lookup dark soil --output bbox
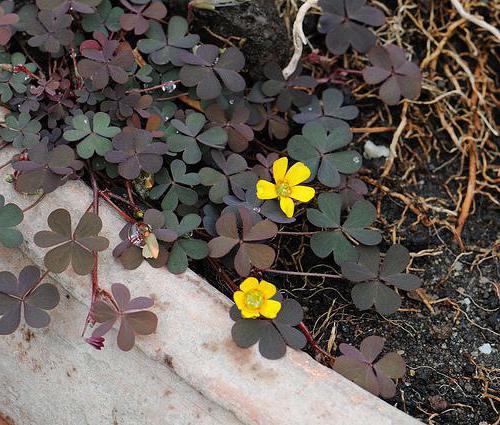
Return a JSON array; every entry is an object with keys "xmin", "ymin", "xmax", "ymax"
[
  {"xmin": 193, "ymin": 1, "xmax": 292, "ymax": 80},
  {"xmin": 186, "ymin": 2, "xmax": 499, "ymax": 424}
]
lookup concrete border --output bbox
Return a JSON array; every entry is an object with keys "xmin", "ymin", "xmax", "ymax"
[{"xmin": 0, "ymin": 148, "xmax": 419, "ymax": 424}]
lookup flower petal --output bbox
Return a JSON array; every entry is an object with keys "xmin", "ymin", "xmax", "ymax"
[
  {"xmin": 290, "ymin": 185, "xmax": 315, "ymax": 202},
  {"xmin": 241, "ymin": 308, "xmax": 260, "ymax": 318},
  {"xmin": 233, "ymin": 291, "xmax": 246, "ymax": 310},
  {"xmin": 240, "ymin": 277, "xmax": 259, "ymax": 292},
  {"xmin": 273, "ymin": 157, "xmax": 288, "ymax": 182},
  {"xmin": 260, "ymin": 299, "xmax": 282, "ymax": 319},
  {"xmin": 256, "ymin": 180, "xmax": 278, "ymax": 200},
  {"xmin": 259, "ymin": 280, "xmax": 277, "ymax": 299},
  {"xmin": 286, "ymin": 162, "xmax": 311, "ymax": 186},
  {"xmin": 279, "ymin": 196, "xmax": 295, "ymax": 218}
]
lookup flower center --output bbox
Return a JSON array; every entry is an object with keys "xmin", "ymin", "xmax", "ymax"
[
  {"xmin": 276, "ymin": 182, "xmax": 291, "ymax": 197},
  {"xmin": 245, "ymin": 289, "xmax": 264, "ymax": 309}
]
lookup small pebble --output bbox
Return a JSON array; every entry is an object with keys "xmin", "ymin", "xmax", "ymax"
[
  {"xmin": 363, "ymin": 140, "xmax": 390, "ymax": 159},
  {"xmin": 460, "ymin": 298, "xmax": 471, "ymax": 307},
  {"xmin": 478, "ymin": 343, "xmax": 493, "ymax": 355}
]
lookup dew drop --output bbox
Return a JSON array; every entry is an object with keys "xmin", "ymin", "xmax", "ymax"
[
  {"xmin": 353, "ymin": 156, "xmax": 360, "ymax": 163},
  {"xmin": 162, "ymin": 81, "xmax": 177, "ymax": 93},
  {"xmin": 228, "ymin": 99, "xmax": 235, "ymax": 105}
]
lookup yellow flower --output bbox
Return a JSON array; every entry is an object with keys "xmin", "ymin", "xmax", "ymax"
[
  {"xmin": 233, "ymin": 277, "xmax": 282, "ymax": 319},
  {"xmin": 256, "ymin": 157, "xmax": 315, "ymax": 218}
]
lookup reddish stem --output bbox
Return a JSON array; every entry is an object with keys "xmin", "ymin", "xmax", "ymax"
[
  {"xmin": 22, "ymin": 194, "xmax": 45, "ymax": 213},
  {"xmin": 98, "ymin": 190, "xmax": 136, "ymax": 224},
  {"xmin": 298, "ymin": 322, "xmax": 336, "ymax": 362},
  {"xmin": 90, "ymin": 171, "xmax": 100, "ymax": 304},
  {"xmin": 207, "ymin": 257, "xmax": 239, "ymax": 292},
  {"xmin": 125, "ymin": 180, "xmax": 137, "ymax": 207}
]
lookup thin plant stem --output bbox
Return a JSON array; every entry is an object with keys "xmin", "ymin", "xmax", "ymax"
[
  {"xmin": 90, "ymin": 171, "xmax": 100, "ymax": 304},
  {"xmin": 22, "ymin": 194, "xmax": 46, "ymax": 213},
  {"xmin": 127, "ymin": 80, "xmax": 180, "ymax": 94},
  {"xmin": 277, "ymin": 231, "xmax": 318, "ymax": 236},
  {"xmin": 125, "ymin": 180, "xmax": 137, "ymax": 208},
  {"xmin": 103, "ymin": 190, "xmax": 141, "ymax": 213},
  {"xmin": 82, "ymin": 170, "xmax": 102, "ymax": 336},
  {"xmin": 0, "ymin": 158, "xmax": 12, "ymax": 170},
  {"xmin": 98, "ymin": 190, "xmax": 136, "ymax": 223},
  {"xmin": 207, "ymin": 257, "xmax": 239, "ymax": 292},
  {"xmin": 298, "ymin": 322, "xmax": 336, "ymax": 362},
  {"xmin": 263, "ymin": 269, "xmax": 343, "ymax": 279}
]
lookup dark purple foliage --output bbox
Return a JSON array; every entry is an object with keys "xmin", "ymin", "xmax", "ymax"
[
  {"xmin": 261, "ymin": 62, "xmax": 317, "ymax": 112},
  {"xmin": 341, "ymin": 245, "xmax": 422, "ymax": 315},
  {"xmin": 318, "ymin": 0, "xmax": 385, "ymax": 54},
  {"xmin": 205, "ymin": 104, "xmax": 254, "ymax": 153},
  {"xmin": 119, "ymin": 0, "xmax": 167, "ymax": 35},
  {"xmin": 105, "ymin": 127, "xmax": 168, "ymax": 180},
  {"xmin": 208, "ymin": 208, "xmax": 278, "ymax": 277},
  {"xmin": 13, "ymin": 142, "xmax": 83, "ymax": 194},
  {"xmin": 91, "ymin": 283, "xmax": 158, "ymax": 351},
  {"xmin": 27, "ymin": 11, "xmax": 74, "ymax": 53},
  {"xmin": 363, "ymin": 44, "xmax": 422, "ymax": 105},
  {"xmin": 179, "ymin": 45, "xmax": 246, "ymax": 100},
  {"xmin": 78, "ymin": 32, "xmax": 135, "ymax": 90},
  {"xmin": 0, "ymin": 266, "xmax": 59, "ymax": 334},
  {"xmin": 0, "ymin": 3, "xmax": 18, "ymax": 46},
  {"xmin": 101, "ymin": 85, "xmax": 152, "ymax": 120},
  {"xmin": 334, "ymin": 335, "xmax": 406, "ymax": 398},
  {"xmin": 34, "ymin": 209, "xmax": 109, "ymax": 275},
  {"xmin": 230, "ymin": 296, "xmax": 306, "ymax": 360}
]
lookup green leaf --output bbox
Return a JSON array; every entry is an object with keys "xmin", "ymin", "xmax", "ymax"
[
  {"xmin": 343, "ymin": 200, "xmax": 377, "ymax": 230},
  {"xmin": 167, "ymin": 242, "xmax": 188, "ymax": 274},
  {"xmin": 93, "ymin": 112, "xmax": 120, "ymax": 137},
  {"xmin": 307, "ymin": 192, "xmax": 342, "ymax": 228},
  {"xmin": 0, "ymin": 196, "xmax": 24, "ymax": 248},
  {"xmin": 77, "ymin": 136, "xmax": 112, "ymax": 159},
  {"xmin": 72, "ymin": 114, "xmax": 92, "ymax": 133},
  {"xmin": 310, "ymin": 231, "xmax": 357, "ymax": 264}
]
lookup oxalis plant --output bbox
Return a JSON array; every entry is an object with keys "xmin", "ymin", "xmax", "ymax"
[{"xmin": 0, "ymin": 0, "xmax": 423, "ymax": 399}]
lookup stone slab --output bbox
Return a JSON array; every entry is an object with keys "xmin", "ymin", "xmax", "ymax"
[{"xmin": 0, "ymin": 147, "xmax": 420, "ymax": 425}]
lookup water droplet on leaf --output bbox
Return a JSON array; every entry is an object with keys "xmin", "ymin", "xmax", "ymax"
[{"xmin": 162, "ymin": 81, "xmax": 177, "ymax": 93}]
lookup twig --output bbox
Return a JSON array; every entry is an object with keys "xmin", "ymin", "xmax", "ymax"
[
  {"xmin": 282, "ymin": 0, "xmax": 318, "ymax": 79},
  {"xmin": 298, "ymin": 322, "xmax": 336, "ymax": 362},
  {"xmin": 381, "ymin": 101, "xmax": 409, "ymax": 178},
  {"xmin": 277, "ymin": 231, "xmax": 317, "ymax": 236},
  {"xmin": 449, "ymin": 0, "xmax": 500, "ymax": 42},
  {"xmin": 454, "ymin": 65, "xmax": 482, "ymax": 249},
  {"xmin": 351, "ymin": 126, "xmax": 396, "ymax": 134}
]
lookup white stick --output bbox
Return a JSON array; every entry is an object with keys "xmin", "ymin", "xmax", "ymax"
[
  {"xmin": 450, "ymin": 0, "xmax": 500, "ymax": 42},
  {"xmin": 282, "ymin": 0, "xmax": 318, "ymax": 79}
]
